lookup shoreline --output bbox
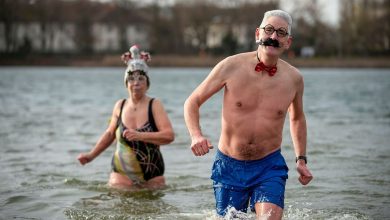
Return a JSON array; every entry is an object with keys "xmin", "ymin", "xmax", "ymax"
[{"xmin": 0, "ymin": 55, "xmax": 389, "ymax": 68}]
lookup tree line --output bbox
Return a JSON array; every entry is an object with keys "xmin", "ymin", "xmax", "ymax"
[{"xmin": 0, "ymin": 0, "xmax": 389, "ymax": 57}]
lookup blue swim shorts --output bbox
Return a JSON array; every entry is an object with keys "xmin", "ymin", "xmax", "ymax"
[{"xmin": 211, "ymin": 149, "xmax": 289, "ymax": 216}]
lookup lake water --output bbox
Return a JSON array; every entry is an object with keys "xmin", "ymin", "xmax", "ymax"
[{"xmin": 0, "ymin": 66, "xmax": 389, "ymax": 220}]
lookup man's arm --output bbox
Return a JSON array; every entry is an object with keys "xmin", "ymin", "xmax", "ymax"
[
  {"xmin": 289, "ymin": 75, "xmax": 313, "ymax": 185},
  {"xmin": 184, "ymin": 59, "xmax": 228, "ymax": 156},
  {"xmin": 289, "ymin": 75, "xmax": 307, "ymax": 157}
]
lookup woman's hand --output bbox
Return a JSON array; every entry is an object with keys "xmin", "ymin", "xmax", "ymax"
[
  {"xmin": 77, "ymin": 152, "xmax": 94, "ymax": 165},
  {"xmin": 123, "ymin": 129, "xmax": 140, "ymax": 141}
]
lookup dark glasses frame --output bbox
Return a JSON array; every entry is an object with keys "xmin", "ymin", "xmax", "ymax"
[{"xmin": 261, "ymin": 24, "xmax": 289, "ymax": 37}]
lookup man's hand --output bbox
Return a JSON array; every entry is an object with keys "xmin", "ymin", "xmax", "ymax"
[
  {"xmin": 190, "ymin": 135, "xmax": 213, "ymax": 156},
  {"xmin": 296, "ymin": 160, "xmax": 313, "ymax": 185}
]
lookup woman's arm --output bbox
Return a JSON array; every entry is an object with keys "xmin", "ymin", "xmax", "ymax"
[{"xmin": 77, "ymin": 100, "xmax": 122, "ymax": 165}]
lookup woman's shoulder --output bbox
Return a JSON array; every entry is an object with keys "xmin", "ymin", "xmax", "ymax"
[
  {"xmin": 150, "ymin": 97, "xmax": 163, "ymax": 107},
  {"xmin": 112, "ymin": 99, "xmax": 126, "ymax": 113},
  {"xmin": 149, "ymin": 97, "xmax": 168, "ymax": 113},
  {"xmin": 114, "ymin": 98, "xmax": 126, "ymax": 107}
]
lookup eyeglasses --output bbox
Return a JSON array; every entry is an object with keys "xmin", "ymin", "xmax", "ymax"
[
  {"xmin": 261, "ymin": 24, "xmax": 289, "ymax": 37},
  {"xmin": 127, "ymin": 75, "xmax": 147, "ymax": 83}
]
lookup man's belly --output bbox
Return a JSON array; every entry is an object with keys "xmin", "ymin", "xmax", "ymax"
[{"xmin": 218, "ymin": 126, "xmax": 282, "ymax": 160}]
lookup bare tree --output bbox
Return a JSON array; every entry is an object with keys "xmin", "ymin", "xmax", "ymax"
[
  {"xmin": 339, "ymin": 0, "xmax": 389, "ymax": 56},
  {"xmin": 181, "ymin": 0, "xmax": 219, "ymax": 53},
  {"xmin": 0, "ymin": 0, "xmax": 19, "ymax": 53}
]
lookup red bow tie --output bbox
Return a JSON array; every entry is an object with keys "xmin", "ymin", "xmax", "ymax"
[
  {"xmin": 255, "ymin": 62, "xmax": 277, "ymax": 76},
  {"xmin": 255, "ymin": 52, "xmax": 277, "ymax": 76}
]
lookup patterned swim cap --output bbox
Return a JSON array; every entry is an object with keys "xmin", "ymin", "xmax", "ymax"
[{"xmin": 121, "ymin": 45, "xmax": 151, "ymax": 86}]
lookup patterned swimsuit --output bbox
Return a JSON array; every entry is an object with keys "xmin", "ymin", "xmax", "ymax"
[{"xmin": 111, "ymin": 98, "xmax": 165, "ymax": 183}]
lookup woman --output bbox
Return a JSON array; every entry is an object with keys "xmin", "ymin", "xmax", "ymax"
[{"xmin": 77, "ymin": 45, "xmax": 175, "ymax": 189}]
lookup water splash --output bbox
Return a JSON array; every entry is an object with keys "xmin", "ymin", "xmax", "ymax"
[{"xmin": 222, "ymin": 206, "xmax": 254, "ymax": 220}]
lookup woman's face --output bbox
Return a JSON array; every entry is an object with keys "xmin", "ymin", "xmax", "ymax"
[{"xmin": 126, "ymin": 71, "xmax": 149, "ymax": 95}]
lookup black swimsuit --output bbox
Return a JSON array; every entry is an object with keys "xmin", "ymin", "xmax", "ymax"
[{"xmin": 111, "ymin": 98, "xmax": 165, "ymax": 183}]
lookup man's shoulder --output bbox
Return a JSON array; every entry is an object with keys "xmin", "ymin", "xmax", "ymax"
[
  {"xmin": 217, "ymin": 51, "xmax": 254, "ymax": 69},
  {"xmin": 279, "ymin": 58, "xmax": 301, "ymax": 76},
  {"xmin": 220, "ymin": 51, "xmax": 253, "ymax": 61},
  {"xmin": 230, "ymin": 51, "xmax": 254, "ymax": 60},
  {"xmin": 278, "ymin": 59, "xmax": 304, "ymax": 88}
]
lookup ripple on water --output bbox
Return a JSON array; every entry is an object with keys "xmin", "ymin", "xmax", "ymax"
[
  {"xmin": 4, "ymin": 195, "xmax": 32, "ymax": 205},
  {"xmin": 64, "ymin": 188, "xmax": 180, "ymax": 219},
  {"xmin": 284, "ymin": 205, "xmax": 373, "ymax": 220},
  {"xmin": 64, "ymin": 177, "xmax": 108, "ymax": 192}
]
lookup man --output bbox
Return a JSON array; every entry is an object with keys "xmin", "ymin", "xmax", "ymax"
[{"xmin": 184, "ymin": 10, "xmax": 313, "ymax": 219}]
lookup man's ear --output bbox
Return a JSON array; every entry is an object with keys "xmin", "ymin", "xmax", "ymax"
[
  {"xmin": 285, "ymin": 36, "xmax": 292, "ymax": 49},
  {"xmin": 255, "ymin": 28, "xmax": 260, "ymax": 43}
]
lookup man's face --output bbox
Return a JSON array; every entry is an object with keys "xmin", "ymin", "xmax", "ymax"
[{"xmin": 256, "ymin": 16, "xmax": 292, "ymax": 56}]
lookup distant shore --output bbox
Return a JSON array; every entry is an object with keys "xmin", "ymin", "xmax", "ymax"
[{"xmin": 1, "ymin": 55, "xmax": 389, "ymax": 68}]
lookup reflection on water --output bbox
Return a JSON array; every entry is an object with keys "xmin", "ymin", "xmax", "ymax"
[{"xmin": 0, "ymin": 67, "xmax": 389, "ymax": 219}]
